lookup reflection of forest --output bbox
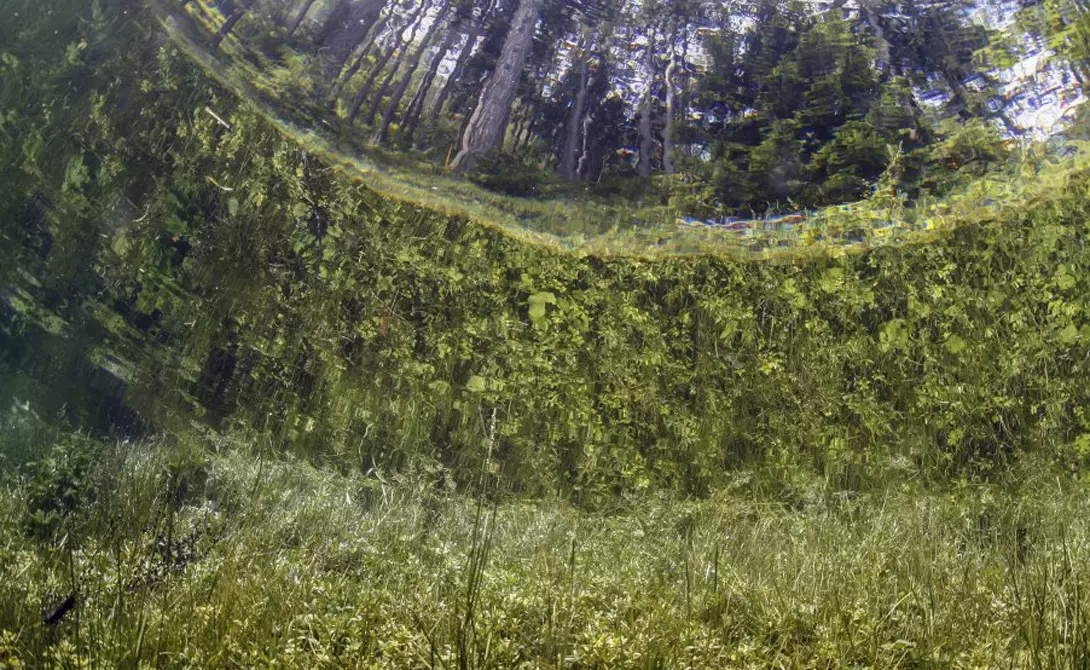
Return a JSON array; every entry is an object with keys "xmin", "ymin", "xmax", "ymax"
[{"xmin": 169, "ymin": 0, "xmax": 1088, "ymax": 216}]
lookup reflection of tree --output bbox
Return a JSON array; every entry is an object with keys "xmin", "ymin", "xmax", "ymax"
[
  {"xmin": 182, "ymin": 0, "xmax": 1084, "ymax": 210},
  {"xmin": 451, "ymin": 0, "xmax": 545, "ymax": 171}
]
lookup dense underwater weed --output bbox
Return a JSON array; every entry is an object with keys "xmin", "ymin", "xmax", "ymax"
[{"xmin": 2, "ymin": 429, "xmax": 1090, "ymax": 667}]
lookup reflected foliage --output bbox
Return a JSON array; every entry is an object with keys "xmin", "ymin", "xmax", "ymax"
[{"xmin": 157, "ymin": 0, "xmax": 1090, "ymax": 218}]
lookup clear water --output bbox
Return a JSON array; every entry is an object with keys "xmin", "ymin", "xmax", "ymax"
[{"xmin": 0, "ymin": 0, "xmax": 1087, "ymax": 446}]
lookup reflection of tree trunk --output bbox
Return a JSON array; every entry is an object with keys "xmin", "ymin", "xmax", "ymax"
[
  {"xmin": 316, "ymin": 1, "xmax": 352, "ymax": 46},
  {"xmin": 315, "ymin": 0, "xmax": 388, "ymax": 77},
  {"xmin": 287, "ymin": 0, "xmax": 319, "ymax": 36},
  {"xmin": 347, "ymin": 38, "xmax": 402, "ymax": 123},
  {"xmin": 559, "ymin": 39, "xmax": 589, "ymax": 180},
  {"xmin": 333, "ymin": 47, "xmax": 372, "ymax": 97},
  {"xmin": 515, "ymin": 100, "xmax": 540, "ymax": 149},
  {"xmin": 638, "ymin": 34, "xmax": 656, "ymax": 179},
  {"xmin": 941, "ymin": 67, "xmax": 971, "ymax": 113},
  {"xmin": 402, "ymin": 24, "xmax": 462, "ymax": 144},
  {"xmin": 375, "ymin": 2, "xmax": 451, "ymax": 143},
  {"xmin": 209, "ymin": 0, "xmax": 257, "ymax": 49},
  {"xmin": 1070, "ymin": 62, "xmax": 1086, "ymax": 86},
  {"xmin": 450, "ymin": 0, "xmax": 543, "ymax": 172},
  {"xmin": 860, "ymin": 6, "xmax": 893, "ymax": 75},
  {"xmin": 428, "ymin": 34, "xmax": 474, "ymax": 124},
  {"xmin": 582, "ymin": 133, "xmax": 609, "ymax": 183},
  {"xmin": 663, "ymin": 50, "xmax": 677, "ymax": 175},
  {"xmin": 512, "ymin": 113, "xmax": 530, "ymax": 150},
  {"xmin": 428, "ymin": 0, "xmax": 496, "ymax": 125},
  {"xmin": 364, "ymin": 63, "xmax": 403, "ymax": 126},
  {"xmin": 576, "ymin": 111, "xmax": 593, "ymax": 179},
  {"xmin": 362, "ymin": 2, "xmax": 431, "ymax": 127},
  {"xmin": 332, "ymin": 14, "xmax": 390, "ymax": 98}
]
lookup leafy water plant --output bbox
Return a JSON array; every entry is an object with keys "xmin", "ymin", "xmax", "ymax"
[{"xmin": 20, "ymin": 435, "xmax": 99, "ymax": 543}]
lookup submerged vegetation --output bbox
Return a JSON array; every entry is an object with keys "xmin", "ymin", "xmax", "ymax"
[
  {"xmin": 4, "ymin": 0, "xmax": 1090, "ymax": 666},
  {"xmin": 4, "ymin": 421, "xmax": 1090, "ymax": 667}
]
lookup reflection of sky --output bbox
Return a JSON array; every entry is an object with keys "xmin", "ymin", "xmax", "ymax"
[
  {"xmin": 317, "ymin": 0, "xmax": 1089, "ymax": 139},
  {"xmin": 901, "ymin": 3, "xmax": 1085, "ymax": 139},
  {"xmin": 996, "ymin": 49, "xmax": 1087, "ymax": 138},
  {"xmin": 974, "ymin": 0, "xmax": 1086, "ymax": 138}
]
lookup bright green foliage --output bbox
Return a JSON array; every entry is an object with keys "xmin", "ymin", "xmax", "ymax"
[
  {"xmin": 21, "ymin": 436, "xmax": 98, "ymax": 542},
  {"xmin": 2, "ymin": 432, "xmax": 1090, "ymax": 667}
]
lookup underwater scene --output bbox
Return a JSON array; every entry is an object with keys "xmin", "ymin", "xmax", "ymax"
[{"xmin": 5, "ymin": 0, "xmax": 1090, "ymax": 665}]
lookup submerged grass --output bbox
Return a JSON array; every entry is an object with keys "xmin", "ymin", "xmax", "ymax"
[{"xmin": 3, "ymin": 423, "xmax": 1090, "ymax": 668}]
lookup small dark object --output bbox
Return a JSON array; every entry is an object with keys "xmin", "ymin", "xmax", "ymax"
[{"xmin": 43, "ymin": 594, "xmax": 76, "ymax": 625}]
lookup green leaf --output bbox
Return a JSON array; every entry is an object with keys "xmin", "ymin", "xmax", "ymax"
[
  {"xmin": 944, "ymin": 334, "xmax": 967, "ymax": 355},
  {"xmin": 818, "ymin": 268, "xmax": 845, "ymax": 293},
  {"xmin": 465, "ymin": 376, "xmax": 488, "ymax": 393},
  {"xmin": 62, "ymin": 155, "xmax": 90, "ymax": 193},
  {"xmin": 1074, "ymin": 434, "xmax": 1090, "ymax": 458},
  {"xmin": 428, "ymin": 380, "xmax": 451, "ymax": 394},
  {"xmin": 879, "ymin": 319, "xmax": 909, "ymax": 352},
  {"xmin": 1059, "ymin": 323, "xmax": 1080, "ymax": 345},
  {"xmin": 781, "ymin": 278, "xmax": 808, "ymax": 308},
  {"xmin": 228, "ymin": 197, "xmax": 240, "ymax": 217},
  {"xmin": 528, "ymin": 292, "xmax": 557, "ymax": 325},
  {"xmin": 1052, "ymin": 264, "xmax": 1077, "ymax": 290}
]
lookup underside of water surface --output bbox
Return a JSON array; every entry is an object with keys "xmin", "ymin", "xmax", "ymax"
[{"xmin": 150, "ymin": 0, "xmax": 1090, "ymax": 256}]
